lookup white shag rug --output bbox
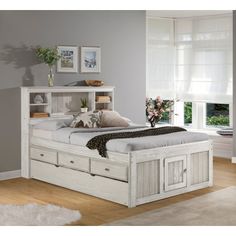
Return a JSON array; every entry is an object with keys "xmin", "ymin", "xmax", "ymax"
[{"xmin": 0, "ymin": 203, "xmax": 81, "ymax": 226}]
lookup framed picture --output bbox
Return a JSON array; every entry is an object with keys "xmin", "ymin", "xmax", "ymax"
[
  {"xmin": 80, "ymin": 46, "xmax": 101, "ymax": 73},
  {"xmin": 57, "ymin": 46, "xmax": 78, "ymax": 73}
]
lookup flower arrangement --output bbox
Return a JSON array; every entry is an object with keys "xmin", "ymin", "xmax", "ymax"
[
  {"xmin": 35, "ymin": 47, "xmax": 61, "ymax": 87},
  {"xmin": 146, "ymin": 96, "xmax": 174, "ymax": 127}
]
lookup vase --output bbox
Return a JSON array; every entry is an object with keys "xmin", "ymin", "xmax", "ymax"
[
  {"xmin": 48, "ymin": 67, "xmax": 54, "ymax": 87},
  {"xmin": 148, "ymin": 115, "xmax": 156, "ymax": 127},
  {"xmin": 81, "ymin": 107, "xmax": 88, "ymax": 113},
  {"xmin": 150, "ymin": 120, "xmax": 156, "ymax": 127}
]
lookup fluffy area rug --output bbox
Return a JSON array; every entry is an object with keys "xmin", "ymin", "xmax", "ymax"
[
  {"xmin": 0, "ymin": 203, "xmax": 81, "ymax": 226},
  {"xmin": 106, "ymin": 186, "xmax": 236, "ymax": 226}
]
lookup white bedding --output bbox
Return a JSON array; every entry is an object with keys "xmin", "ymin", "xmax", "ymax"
[{"xmin": 31, "ymin": 125, "xmax": 209, "ymax": 154}]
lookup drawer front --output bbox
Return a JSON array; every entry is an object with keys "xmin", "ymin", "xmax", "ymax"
[
  {"xmin": 30, "ymin": 147, "xmax": 57, "ymax": 164},
  {"xmin": 58, "ymin": 153, "xmax": 89, "ymax": 172},
  {"xmin": 91, "ymin": 160, "xmax": 128, "ymax": 181}
]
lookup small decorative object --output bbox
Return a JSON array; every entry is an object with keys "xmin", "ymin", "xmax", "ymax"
[
  {"xmin": 80, "ymin": 46, "xmax": 101, "ymax": 73},
  {"xmin": 35, "ymin": 47, "xmax": 61, "ymax": 87},
  {"xmin": 85, "ymin": 80, "xmax": 104, "ymax": 87},
  {"xmin": 80, "ymin": 98, "xmax": 88, "ymax": 113},
  {"xmin": 57, "ymin": 46, "xmax": 78, "ymax": 73},
  {"xmin": 146, "ymin": 96, "xmax": 174, "ymax": 127},
  {"xmin": 34, "ymin": 94, "xmax": 44, "ymax": 104}
]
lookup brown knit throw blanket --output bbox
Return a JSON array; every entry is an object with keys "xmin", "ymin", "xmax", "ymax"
[{"xmin": 86, "ymin": 126, "xmax": 186, "ymax": 157}]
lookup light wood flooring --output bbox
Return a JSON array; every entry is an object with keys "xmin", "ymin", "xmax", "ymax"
[{"xmin": 0, "ymin": 157, "xmax": 235, "ymax": 226}]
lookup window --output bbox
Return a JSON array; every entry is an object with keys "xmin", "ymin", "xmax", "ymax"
[
  {"xmin": 160, "ymin": 100, "xmax": 171, "ymax": 124},
  {"xmin": 206, "ymin": 103, "xmax": 230, "ymax": 127},
  {"xmin": 146, "ymin": 14, "xmax": 232, "ymax": 130},
  {"xmin": 175, "ymin": 15, "xmax": 232, "ymax": 104},
  {"xmin": 184, "ymin": 102, "xmax": 192, "ymax": 126}
]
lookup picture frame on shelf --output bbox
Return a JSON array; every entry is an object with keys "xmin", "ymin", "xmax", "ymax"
[
  {"xmin": 57, "ymin": 46, "xmax": 78, "ymax": 73},
  {"xmin": 80, "ymin": 46, "xmax": 101, "ymax": 73}
]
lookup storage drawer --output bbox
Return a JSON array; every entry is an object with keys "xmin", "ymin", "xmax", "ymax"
[
  {"xmin": 30, "ymin": 160, "xmax": 129, "ymax": 206},
  {"xmin": 58, "ymin": 153, "xmax": 89, "ymax": 172},
  {"xmin": 91, "ymin": 160, "xmax": 128, "ymax": 181},
  {"xmin": 30, "ymin": 147, "xmax": 57, "ymax": 164}
]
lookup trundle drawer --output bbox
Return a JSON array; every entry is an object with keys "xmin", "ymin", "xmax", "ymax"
[
  {"xmin": 30, "ymin": 147, "xmax": 57, "ymax": 164},
  {"xmin": 91, "ymin": 160, "xmax": 128, "ymax": 181},
  {"xmin": 58, "ymin": 153, "xmax": 89, "ymax": 172},
  {"xmin": 31, "ymin": 160, "xmax": 129, "ymax": 206}
]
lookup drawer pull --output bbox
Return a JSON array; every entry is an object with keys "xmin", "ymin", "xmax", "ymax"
[
  {"xmin": 104, "ymin": 168, "xmax": 110, "ymax": 172},
  {"xmin": 183, "ymin": 168, "xmax": 187, "ymax": 175},
  {"xmin": 40, "ymin": 154, "xmax": 44, "ymax": 157},
  {"xmin": 70, "ymin": 160, "xmax": 74, "ymax": 164}
]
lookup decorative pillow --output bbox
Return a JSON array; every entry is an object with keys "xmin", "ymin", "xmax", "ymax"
[
  {"xmin": 100, "ymin": 110, "xmax": 129, "ymax": 127},
  {"xmin": 70, "ymin": 111, "xmax": 102, "ymax": 128}
]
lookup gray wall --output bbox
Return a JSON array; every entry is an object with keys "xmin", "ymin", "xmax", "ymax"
[
  {"xmin": 0, "ymin": 88, "xmax": 21, "ymax": 172},
  {"xmin": 0, "ymin": 11, "xmax": 146, "ymax": 123},
  {"xmin": 0, "ymin": 11, "xmax": 146, "ymax": 172}
]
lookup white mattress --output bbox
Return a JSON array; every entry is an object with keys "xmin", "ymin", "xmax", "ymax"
[
  {"xmin": 32, "ymin": 127, "xmax": 209, "ymax": 154},
  {"xmin": 70, "ymin": 130, "xmax": 209, "ymax": 153}
]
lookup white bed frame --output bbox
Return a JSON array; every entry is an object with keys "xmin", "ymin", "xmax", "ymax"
[
  {"xmin": 29, "ymin": 136, "xmax": 213, "ymax": 208},
  {"xmin": 21, "ymin": 87, "xmax": 213, "ymax": 208}
]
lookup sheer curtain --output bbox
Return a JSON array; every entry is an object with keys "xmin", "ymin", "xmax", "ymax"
[
  {"xmin": 147, "ymin": 14, "xmax": 232, "ymax": 104},
  {"xmin": 175, "ymin": 15, "xmax": 232, "ymax": 103},
  {"xmin": 146, "ymin": 17, "xmax": 175, "ymax": 99}
]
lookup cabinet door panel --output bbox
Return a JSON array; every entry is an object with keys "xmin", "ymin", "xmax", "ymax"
[{"xmin": 164, "ymin": 155, "xmax": 187, "ymax": 192}]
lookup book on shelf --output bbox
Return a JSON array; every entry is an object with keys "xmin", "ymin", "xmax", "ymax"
[
  {"xmin": 96, "ymin": 96, "xmax": 111, "ymax": 103},
  {"xmin": 30, "ymin": 112, "xmax": 49, "ymax": 118}
]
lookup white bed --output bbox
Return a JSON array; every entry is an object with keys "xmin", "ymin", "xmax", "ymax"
[{"xmin": 29, "ymin": 122, "xmax": 213, "ymax": 208}]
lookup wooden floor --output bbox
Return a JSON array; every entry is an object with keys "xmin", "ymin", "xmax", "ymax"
[{"xmin": 0, "ymin": 157, "xmax": 235, "ymax": 226}]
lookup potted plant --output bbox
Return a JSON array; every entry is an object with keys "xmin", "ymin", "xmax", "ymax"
[
  {"xmin": 35, "ymin": 47, "xmax": 61, "ymax": 87},
  {"xmin": 80, "ymin": 98, "xmax": 88, "ymax": 113}
]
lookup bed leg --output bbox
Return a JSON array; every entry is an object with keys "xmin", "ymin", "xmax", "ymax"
[
  {"xmin": 128, "ymin": 155, "xmax": 137, "ymax": 208},
  {"xmin": 208, "ymin": 142, "xmax": 214, "ymax": 187}
]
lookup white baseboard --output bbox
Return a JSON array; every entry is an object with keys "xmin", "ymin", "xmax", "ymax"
[
  {"xmin": 0, "ymin": 170, "xmax": 21, "ymax": 180},
  {"xmin": 232, "ymin": 157, "xmax": 236, "ymax": 164}
]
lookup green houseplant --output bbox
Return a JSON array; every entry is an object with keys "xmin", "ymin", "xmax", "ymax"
[
  {"xmin": 80, "ymin": 98, "xmax": 88, "ymax": 113},
  {"xmin": 35, "ymin": 47, "xmax": 61, "ymax": 87}
]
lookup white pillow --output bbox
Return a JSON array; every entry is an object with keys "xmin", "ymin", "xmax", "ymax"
[
  {"xmin": 33, "ymin": 119, "xmax": 72, "ymax": 131},
  {"xmin": 100, "ymin": 111, "xmax": 129, "ymax": 127}
]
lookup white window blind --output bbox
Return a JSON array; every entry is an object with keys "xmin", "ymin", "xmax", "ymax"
[
  {"xmin": 175, "ymin": 15, "xmax": 232, "ymax": 103},
  {"xmin": 146, "ymin": 18, "xmax": 175, "ymax": 99}
]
